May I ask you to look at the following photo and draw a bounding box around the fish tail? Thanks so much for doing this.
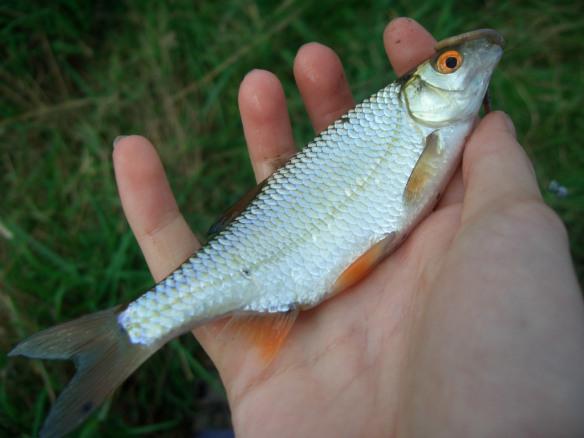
[9,305,161,438]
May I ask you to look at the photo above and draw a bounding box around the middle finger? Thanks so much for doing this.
[238,69,297,182]
[293,42,355,134]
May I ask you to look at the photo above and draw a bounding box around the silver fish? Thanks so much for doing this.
[9,29,503,437]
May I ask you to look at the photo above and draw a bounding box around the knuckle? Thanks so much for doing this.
[499,200,569,241]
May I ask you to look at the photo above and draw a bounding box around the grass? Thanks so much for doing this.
[1,0,583,435]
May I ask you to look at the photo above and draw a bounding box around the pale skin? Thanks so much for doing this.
[113,18,584,437]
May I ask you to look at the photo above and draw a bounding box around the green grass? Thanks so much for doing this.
[1,0,583,435]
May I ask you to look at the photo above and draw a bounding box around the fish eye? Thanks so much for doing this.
[435,50,463,74]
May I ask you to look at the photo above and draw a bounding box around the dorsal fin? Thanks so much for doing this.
[207,178,268,237]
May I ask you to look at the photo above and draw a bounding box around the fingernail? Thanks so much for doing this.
[113,135,127,148]
[498,112,516,138]
[244,68,265,78]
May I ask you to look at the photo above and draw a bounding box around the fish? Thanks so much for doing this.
[9,28,504,437]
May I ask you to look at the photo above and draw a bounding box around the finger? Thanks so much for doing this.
[293,42,355,134]
[436,167,464,209]
[460,111,541,222]
[383,17,436,76]
[238,70,297,182]
[113,136,199,282]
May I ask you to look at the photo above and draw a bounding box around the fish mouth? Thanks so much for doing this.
[482,90,492,114]
[435,29,505,50]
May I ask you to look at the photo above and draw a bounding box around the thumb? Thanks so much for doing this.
[460,111,542,223]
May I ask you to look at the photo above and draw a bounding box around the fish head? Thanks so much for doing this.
[402,29,504,127]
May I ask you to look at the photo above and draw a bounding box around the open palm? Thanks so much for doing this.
[113,18,584,437]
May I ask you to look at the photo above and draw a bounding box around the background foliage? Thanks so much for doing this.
[1,0,583,435]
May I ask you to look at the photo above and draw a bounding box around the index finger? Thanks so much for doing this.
[113,136,200,282]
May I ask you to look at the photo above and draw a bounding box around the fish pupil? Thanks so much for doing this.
[445,57,457,69]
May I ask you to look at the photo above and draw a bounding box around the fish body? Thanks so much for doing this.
[119,81,465,345]
[9,29,503,437]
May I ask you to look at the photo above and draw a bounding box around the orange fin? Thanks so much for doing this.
[332,232,397,293]
[219,309,299,365]
[404,131,441,203]
[208,178,268,236]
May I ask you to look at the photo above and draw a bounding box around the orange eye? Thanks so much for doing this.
[436,50,463,74]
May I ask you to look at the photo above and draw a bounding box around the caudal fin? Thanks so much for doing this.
[9,305,161,438]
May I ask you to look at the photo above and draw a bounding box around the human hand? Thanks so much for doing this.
[113,18,584,437]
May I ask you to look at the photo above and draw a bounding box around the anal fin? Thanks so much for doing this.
[218,309,299,366]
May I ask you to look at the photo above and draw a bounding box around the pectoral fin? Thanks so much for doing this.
[404,131,442,203]
[332,232,397,294]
